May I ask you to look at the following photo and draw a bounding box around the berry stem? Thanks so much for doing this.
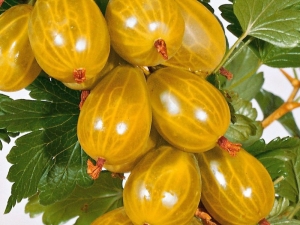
[217,136,242,156]
[258,218,270,225]
[73,68,86,83]
[0,0,4,7]
[195,208,217,225]
[154,39,168,60]
[79,90,90,110]
[87,158,106,180]
[219,67,233,80]
[111,173,125,179]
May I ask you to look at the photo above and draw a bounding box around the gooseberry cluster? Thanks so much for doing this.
[0,0,275,224]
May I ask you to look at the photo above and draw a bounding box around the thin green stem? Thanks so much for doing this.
[223,37,255,68]
[213,32,249,74]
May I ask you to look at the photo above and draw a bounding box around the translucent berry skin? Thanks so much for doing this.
[91,207,133,225]
[77,65,152,166]
[90,207,203,225]
[123,145,201,225]
[147,67,230,153]
[28,0,110,83]
[105,0,185,66]
[0,5,41,92]
[63,48,127,90]
[163,0,226,77]
[103,125,159,173]
[197,146,275,225]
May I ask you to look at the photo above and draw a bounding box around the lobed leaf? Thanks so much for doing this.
[1,77,93,213]
[94,0,109,15]
[5,131,53,213]
[268,197,290,220]
[25,171,123,225]
[251,40,300,68]
[0,100,78,132]
[0,129,19,150]
[234,0,300,48]
[246,138,266,156]
[247,138,300,221]
[219,3,243,37]
[197,0,214,13]
[26,75,81,104]
[220,3,300,68]
[246,137,300,203]
[224,92,262,146]
[0,0,21,14]
[38,141,93,205]
[0,94,19,150]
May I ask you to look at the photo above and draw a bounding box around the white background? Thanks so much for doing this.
[1,0,299,224]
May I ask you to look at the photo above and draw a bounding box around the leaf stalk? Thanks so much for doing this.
[262,69,300,128]
[262,102,300,128]
[213,32,249,74]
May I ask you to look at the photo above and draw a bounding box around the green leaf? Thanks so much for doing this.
[247,137,300,203]
[212,2,300,68]
[0,94,19,150]
[219,3,243,38]
[252,40,300,68]
[268,197,290,220]
[0,129,19,150]
[232,95,258,121]
[94,0,109,15]
[38,141,92,205]
[1,77,93,213]
[224,92,262,146]
[224,44,263,101]
[5,131,53,213]
[220,3,300,68]
[25,171,123,225]
[225,115,262,145]
[0,129,10,150]
[218,3,300,69]
[269,219,300,225]
[0,93,12,106]
[245,138,266,156]
[197,0,214,13]
[0,0,28,15]
[255,89,300,137]
[234,0,300,47]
